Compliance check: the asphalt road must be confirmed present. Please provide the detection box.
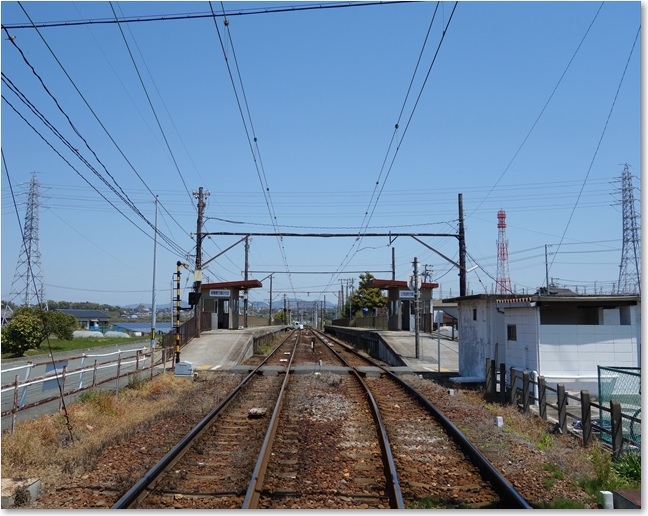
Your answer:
[1,339,153,432]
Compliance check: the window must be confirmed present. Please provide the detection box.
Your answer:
[507,324,517,341]
[473,308,477,321]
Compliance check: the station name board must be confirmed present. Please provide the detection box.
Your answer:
[399,290,414,299]
[209,289,231,298]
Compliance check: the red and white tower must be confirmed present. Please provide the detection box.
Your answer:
[496,209,513,294]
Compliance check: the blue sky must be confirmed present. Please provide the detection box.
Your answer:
[1,1,642,310]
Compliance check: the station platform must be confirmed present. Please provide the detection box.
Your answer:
[176,326,284,371]
[176,326,459,376]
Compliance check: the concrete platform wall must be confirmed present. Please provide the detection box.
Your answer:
[323,326,405,366]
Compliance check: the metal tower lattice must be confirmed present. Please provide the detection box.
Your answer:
[7,172,47,308]
[495,209,513,294]
[617,164,641,295]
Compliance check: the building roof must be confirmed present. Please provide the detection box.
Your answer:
[442,293,639,306]
[201,280,263,290]
[55,309,110,320]
[368,278,439,289]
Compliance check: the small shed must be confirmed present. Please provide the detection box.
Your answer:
[55,309,110,331]
[200,280,263,329]
[445,291,641,393]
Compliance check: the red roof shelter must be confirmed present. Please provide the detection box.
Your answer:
[368,278,438,331]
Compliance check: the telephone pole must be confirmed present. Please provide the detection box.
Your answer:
[244,235,250,327]
[458,193,466,296]
[193,187,209,336]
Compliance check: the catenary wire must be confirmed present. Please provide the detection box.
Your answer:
[12,2,195,241]
[547,25,640,284]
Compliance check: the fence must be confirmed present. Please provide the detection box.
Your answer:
[598,366,641,448]
[1,347,154,433]
[484,359,641,458]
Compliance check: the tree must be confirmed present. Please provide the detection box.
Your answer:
[2,310,47,357]
[46,310,77,340]
[1,307,77,357]
[348,273,387,317]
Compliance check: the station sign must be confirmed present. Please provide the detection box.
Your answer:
[209,289,231,298]
[399,290,414,299]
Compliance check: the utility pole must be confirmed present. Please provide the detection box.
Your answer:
[175,261,182,364]
[268,273,273,326]
[392,247,396,281]
[150,196,158,353]
[193,187,208,337]
[244,235,250,327]
[544,245,551,294]
[458,193,466,297]
[412,257,420,359]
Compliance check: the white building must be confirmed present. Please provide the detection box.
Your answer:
[446,291,641,394]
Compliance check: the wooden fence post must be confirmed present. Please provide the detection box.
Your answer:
[557,384,567,434]
[580,390,592,446]
[509,367,518,405]
[12,375,18,433]
[499,363,506,403]
[489,359,497,397]
[58,367,67,411]
[522,371,531,413]
[485,359,493,396]
[610,400,623,459]
[538,376,547,420]
[116,355,122,393]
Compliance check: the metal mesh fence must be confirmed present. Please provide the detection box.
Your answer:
[598,366,641,447]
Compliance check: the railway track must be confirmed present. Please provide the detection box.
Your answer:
[112,328,530,509]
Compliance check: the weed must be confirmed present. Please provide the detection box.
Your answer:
[127,372,146,391]
[533,497,587,509]
[78,389,118,416]
[612,450,641,486]
[542,463,564,489]
[409,495,468,509]
[578,443,630,496]
[537,431,554,450]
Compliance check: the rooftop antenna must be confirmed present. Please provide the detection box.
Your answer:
[495,209,513,294]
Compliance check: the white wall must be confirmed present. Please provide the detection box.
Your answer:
[505,304,640,394]
[504,307,539,372]
[457,298,506,378]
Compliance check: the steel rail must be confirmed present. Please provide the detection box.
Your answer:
[314,331,405,509]
[241,338,299,508]
[111,331,294,509]
[317,330,532,509]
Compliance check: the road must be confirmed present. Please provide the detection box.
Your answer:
[1,339,152,432]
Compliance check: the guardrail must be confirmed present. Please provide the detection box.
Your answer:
[1,348,156,433]
[484,359,641,458]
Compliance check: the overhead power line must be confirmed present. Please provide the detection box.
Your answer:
[2,2,411,29]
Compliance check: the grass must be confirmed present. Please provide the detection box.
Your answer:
[1,373,198,486]
[2,336,150,359]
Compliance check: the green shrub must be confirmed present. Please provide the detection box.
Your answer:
[612,450,641,486]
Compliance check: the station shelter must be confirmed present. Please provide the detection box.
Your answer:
[368,278,439,332]
[200,280,263,329]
